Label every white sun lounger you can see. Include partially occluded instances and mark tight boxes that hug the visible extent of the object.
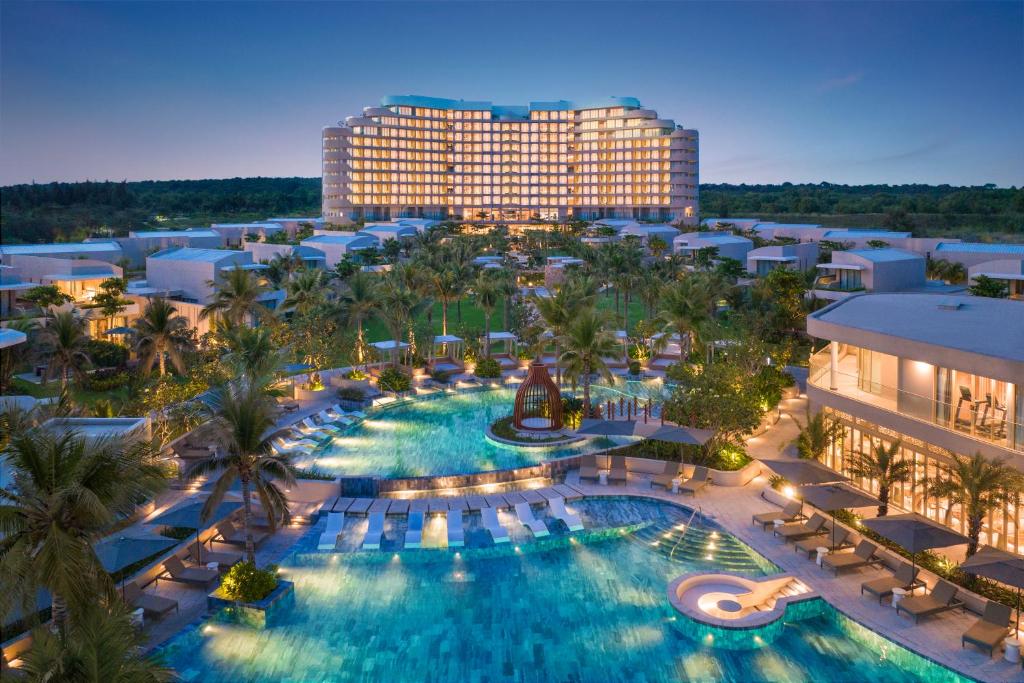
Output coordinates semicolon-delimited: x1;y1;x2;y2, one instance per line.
282;433;320;448
405;511;424;549
305;416;342;435
317;409;352;427
362;512;386;550
272;437;314;454
515;503;549;538
447;510;465;548
481;507;510;544
317;512;345;550
342;409;367;419
298;418;334;438
548;497;584;532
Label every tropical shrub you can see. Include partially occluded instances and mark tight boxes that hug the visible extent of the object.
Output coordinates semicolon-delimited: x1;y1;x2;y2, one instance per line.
83;368;130;392
430;369;453;384
377;366;411;392
337;386;366;402
628;360;641;376
561;395;585;429
345;368;368;380
474;357;502;378
220;561;279;603
84;338;128;368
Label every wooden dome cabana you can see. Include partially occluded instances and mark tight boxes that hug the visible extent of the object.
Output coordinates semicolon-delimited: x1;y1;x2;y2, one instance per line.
513;360;562;431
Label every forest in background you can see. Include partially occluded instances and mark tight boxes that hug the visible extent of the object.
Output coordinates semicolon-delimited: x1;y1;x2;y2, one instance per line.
2;178;1022;243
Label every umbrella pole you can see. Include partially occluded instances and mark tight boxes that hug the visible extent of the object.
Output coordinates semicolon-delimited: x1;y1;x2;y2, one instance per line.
1018;587;1021;636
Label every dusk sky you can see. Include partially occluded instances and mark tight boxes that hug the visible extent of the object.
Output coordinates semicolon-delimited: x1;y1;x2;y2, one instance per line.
1;1;1021;187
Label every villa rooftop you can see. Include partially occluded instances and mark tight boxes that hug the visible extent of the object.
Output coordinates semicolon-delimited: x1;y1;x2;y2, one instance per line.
936;242;1024;254
838;248;922;262
0;241;121;255
129;229;221;238
821;229;912;239
148;247;245;262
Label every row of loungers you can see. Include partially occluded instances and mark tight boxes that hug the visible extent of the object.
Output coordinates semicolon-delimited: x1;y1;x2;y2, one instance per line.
754;505;1015;658
579;454;710;496
317;484;587;551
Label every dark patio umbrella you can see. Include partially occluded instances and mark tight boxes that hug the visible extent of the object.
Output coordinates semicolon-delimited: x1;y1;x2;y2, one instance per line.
861;513;969;573
634;423;715;446
576;418;639;437
149;499;242;563
93;534;176;574
103;326;136;336
759;459;849;486
962;546;1024;633
797;482;881;551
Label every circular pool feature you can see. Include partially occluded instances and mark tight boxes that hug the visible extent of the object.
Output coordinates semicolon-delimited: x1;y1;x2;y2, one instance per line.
296;380;669;478
717;599;743;613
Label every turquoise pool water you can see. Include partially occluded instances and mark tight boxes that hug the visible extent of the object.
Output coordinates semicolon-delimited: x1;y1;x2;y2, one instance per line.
159;498;969;683
297;380;671;477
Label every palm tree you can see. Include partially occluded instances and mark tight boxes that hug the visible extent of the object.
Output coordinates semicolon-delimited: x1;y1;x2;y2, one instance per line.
847;440;913;517
218;321;286;382
375;274;425;367
0;316;37;394
789;410;844;461
199;267;271;326
39;310;91;391
133;297;190;376
473;273;500;358
0;429;167;632
423;260;459;339
533;284;587;385
559;308;619;417
495;268;518;331
337;271;379;365
656;276;714;358
282;268;329;317
20;604;173;682
186;380;297;563
928;452;1024;557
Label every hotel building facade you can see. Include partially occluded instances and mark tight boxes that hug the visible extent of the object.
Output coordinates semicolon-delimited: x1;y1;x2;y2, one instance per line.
322;95;698;226
806;293;1024;553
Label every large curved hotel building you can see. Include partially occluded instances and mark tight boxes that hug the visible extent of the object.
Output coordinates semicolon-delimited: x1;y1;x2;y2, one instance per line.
322;95;698;226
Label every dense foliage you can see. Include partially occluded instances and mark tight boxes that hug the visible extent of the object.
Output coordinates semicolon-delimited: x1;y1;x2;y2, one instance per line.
219;561;279;603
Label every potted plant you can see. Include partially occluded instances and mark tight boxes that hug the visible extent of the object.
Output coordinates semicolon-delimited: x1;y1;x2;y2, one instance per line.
208;561;294;629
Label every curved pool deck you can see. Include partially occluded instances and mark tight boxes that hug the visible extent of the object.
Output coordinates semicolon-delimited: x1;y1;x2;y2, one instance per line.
155;494;983;682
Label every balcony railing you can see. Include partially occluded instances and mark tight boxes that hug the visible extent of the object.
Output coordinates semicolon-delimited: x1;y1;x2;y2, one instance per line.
809;347;1022;453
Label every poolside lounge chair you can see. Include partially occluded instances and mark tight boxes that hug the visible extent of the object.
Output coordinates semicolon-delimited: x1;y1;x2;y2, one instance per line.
897;580;964;623
447;510;465;548
318;512;345;550
161;556;219;589
861;562;922;604
362;512;386;550
553;483;585;501
344;409;368;420
579;454;601;482
794;527;850;558
679;466;710;496
651;460;681;490
608;455;628;485
123;581;178;620
317;409;352;427
305;416;342;436
405;511;424;548
752;500;804;530
962;600;1013;656
548;497;584;532
515;503;550;538
821;540;881;575
481;507;510;544
214;521;269;548
188;543;242;571
774;513;827;542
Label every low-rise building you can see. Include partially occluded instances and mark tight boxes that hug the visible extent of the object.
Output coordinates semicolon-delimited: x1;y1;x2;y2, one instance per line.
812;248;937;300
618;223;680;250
244;242;327;270
807;293;1024;552
0;265;34;317
746;243;819;275
673;231;753;263
299;234;377;268
544;256;586;288
968;258;1024;299
263;218;325;237
700;217;762;232
931;242;1024;268
0;241;123;265
115;229;224;268
358;223;418;245
3;254;123;302
210;222;286;248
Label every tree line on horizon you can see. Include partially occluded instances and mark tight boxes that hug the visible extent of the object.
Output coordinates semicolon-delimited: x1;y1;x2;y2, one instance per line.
1;177;1021;243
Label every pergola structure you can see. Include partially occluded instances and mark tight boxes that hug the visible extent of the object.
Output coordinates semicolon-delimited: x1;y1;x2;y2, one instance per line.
513;359;562;431
429;334;465;372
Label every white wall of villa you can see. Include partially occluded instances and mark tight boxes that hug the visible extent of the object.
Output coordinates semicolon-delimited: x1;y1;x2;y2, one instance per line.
746;242;819;275
968;258;1024;299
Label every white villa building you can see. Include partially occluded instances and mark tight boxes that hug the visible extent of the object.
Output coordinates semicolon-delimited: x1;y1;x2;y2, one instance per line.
746;243;819;275
673;231;753;263
968;258;1024;299
807;293;1024;552
812;248;931;300
299;234;377;268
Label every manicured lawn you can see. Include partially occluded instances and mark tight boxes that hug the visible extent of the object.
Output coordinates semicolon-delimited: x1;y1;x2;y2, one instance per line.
361;298;510;343
11;376;133;412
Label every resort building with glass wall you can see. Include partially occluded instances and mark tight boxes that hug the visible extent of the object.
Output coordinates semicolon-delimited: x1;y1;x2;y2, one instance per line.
807;293;1024;552
322;95;699;227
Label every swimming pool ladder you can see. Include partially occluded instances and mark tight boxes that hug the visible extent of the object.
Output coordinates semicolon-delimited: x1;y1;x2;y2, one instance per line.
668;505;701;562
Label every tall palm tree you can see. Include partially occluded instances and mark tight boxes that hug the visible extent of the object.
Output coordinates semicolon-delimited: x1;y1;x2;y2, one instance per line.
847;440;913;517
40;310;91;391
187;380;297;564
789;410;845;461
337;271;379;365
0;429;167;632
928;452;1024;557
657;275;714;358
423;260;459;339
200;267;271;327
495;268;518;331
473;273;500;358
218;321;286;382
133;297;190;376
20;604;173;682
282;268;329;317
375;274;427;366
559;308;619;417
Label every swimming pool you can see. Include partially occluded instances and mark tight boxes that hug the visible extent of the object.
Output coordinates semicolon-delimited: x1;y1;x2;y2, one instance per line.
296;379;672;478
159;498;969;682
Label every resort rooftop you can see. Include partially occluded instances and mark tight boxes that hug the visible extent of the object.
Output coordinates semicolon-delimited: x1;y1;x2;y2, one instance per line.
148;247;245;262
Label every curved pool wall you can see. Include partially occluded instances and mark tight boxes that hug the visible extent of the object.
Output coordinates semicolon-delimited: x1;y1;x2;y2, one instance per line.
157;497;971;683
297;380;671;478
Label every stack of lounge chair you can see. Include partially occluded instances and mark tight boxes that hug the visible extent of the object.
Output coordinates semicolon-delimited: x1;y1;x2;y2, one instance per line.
860;562;922;604
896;580;964;623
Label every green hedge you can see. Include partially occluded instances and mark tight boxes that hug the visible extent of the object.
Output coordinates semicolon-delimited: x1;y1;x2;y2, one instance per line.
474;357;502;378
378;366;411;393
220;561;279;602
